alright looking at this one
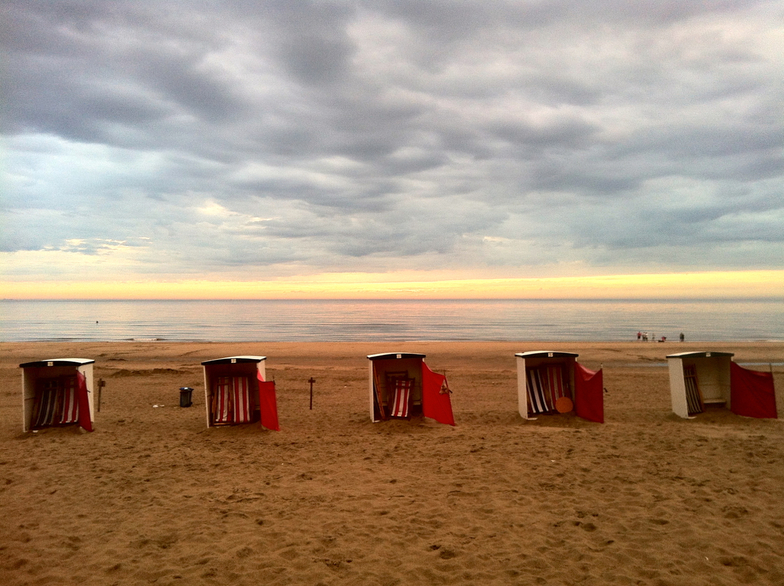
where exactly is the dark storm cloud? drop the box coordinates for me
[1,0,782,280]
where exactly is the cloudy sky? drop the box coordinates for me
[2,0,782,298]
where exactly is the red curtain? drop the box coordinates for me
[574,362,604,423]
[76,371,93,432]
[422,363,455,426]
[256,371,280,431]
[730,362,777,419]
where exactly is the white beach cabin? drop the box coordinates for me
[667,351,733,418]
[667,351,777,419]
[202,356,279,430]
[516,351,604,423]
[367,352,455,425]
[20,358,95,432]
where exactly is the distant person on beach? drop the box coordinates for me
[680,332,685,342]
[637,331,641,340]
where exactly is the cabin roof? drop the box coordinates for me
[666,351,734,359]
[201,356,267,365]
[514,351,578,359]
[19,358,95,368]
[367,352,426,361]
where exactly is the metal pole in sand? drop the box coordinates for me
[97,379,105,412]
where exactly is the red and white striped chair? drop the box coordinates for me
[389,378,413,418]
[212,377,252,425]
[32,379,59,428]
[546,365,568,407]
[231,377,252,423]
[31,376,81,428]
[527,368,550,414]
[58,375,80,425]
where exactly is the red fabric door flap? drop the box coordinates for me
[76,371,93,432]
[574,362,604,423]
[730,362,777,419]
[257,371,280,431]
[422,362,455,426]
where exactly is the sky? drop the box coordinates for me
[1,0,783,299]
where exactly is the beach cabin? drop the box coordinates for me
[202,356,279,430]
[516,351,604,423]
[368,353,455,425]
[20,358,95,432]
[667,351,777,419]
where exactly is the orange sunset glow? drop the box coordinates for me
[2,270,782,300]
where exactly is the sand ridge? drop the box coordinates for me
[1,341,783,585]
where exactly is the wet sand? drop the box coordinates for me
[1,341,783,585]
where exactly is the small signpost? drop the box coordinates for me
[309,377,316,410]
[97,378,106,412]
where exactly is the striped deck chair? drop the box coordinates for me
[212,376,252,425]
[527,368,550,414]
[213,377,233,424]
[390,378,413,418]
[32,378,60,428]
[684,365,703,415]
[546,365,569,406]
[384,371,408,414]
[231,376,252,423]
[58,375,80,425]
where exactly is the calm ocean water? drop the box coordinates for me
[0,299,782,342]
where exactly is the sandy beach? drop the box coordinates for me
[1,340,783,586]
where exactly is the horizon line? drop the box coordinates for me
[3,296,783,302]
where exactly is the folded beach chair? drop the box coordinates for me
[213,376,252,424]
[32,378,60,428]
[213,377,236,424]
[683,365,703,415]
[30,376,80,427]
[389,378,413,418]
[212,377,233,424]
[545,365,568,407]
[231,376,252,423]
[527,368,550,414]
[58,375,80,425]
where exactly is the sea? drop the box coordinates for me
[0,299,782,343]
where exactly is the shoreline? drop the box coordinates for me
[2,338,783,362]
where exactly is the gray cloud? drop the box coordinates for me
[1,0,782,282]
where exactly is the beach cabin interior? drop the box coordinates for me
[517,351,577,419]
[668,351,733,417]
[202,356,278,429]
[367,352,455,425]
[20,358,95,432]
[516,351,604,423]
[368,353,424,422]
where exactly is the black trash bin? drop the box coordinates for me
[179,387,194,408]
